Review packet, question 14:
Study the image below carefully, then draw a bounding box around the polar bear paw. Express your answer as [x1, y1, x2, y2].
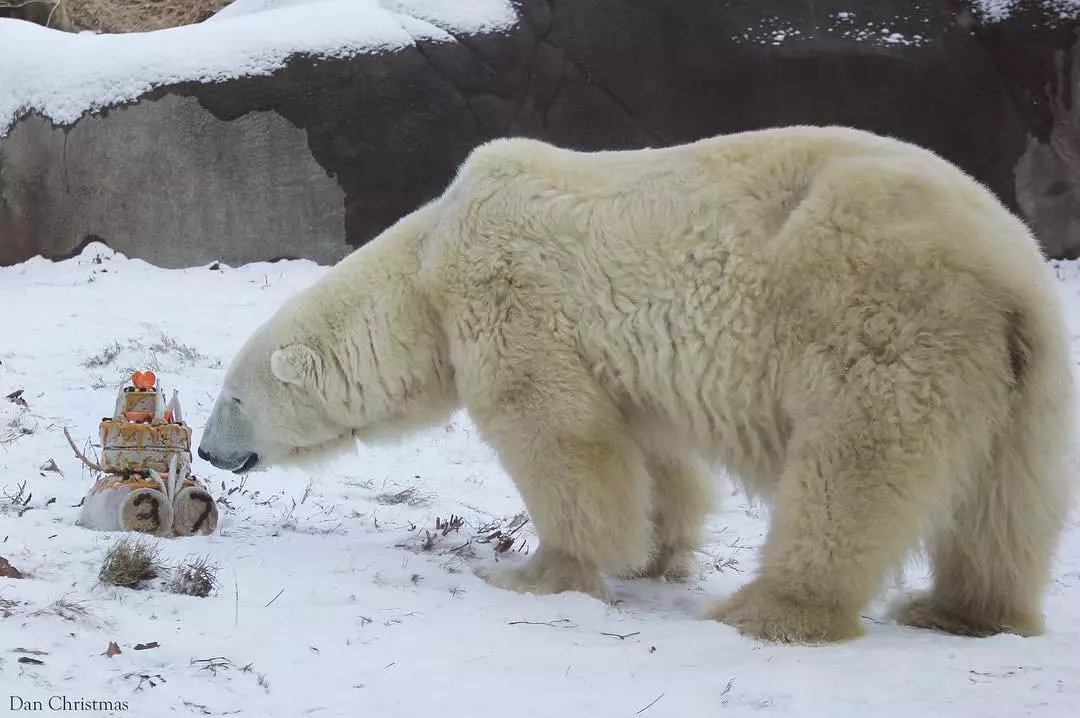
[620, 546, 695, 583]
[477, 547, 610, 602]
[705, 579, 865, 644]
[892, 592, 1043, 638]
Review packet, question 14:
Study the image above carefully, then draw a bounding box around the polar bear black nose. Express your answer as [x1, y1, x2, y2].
[197, 447, 211, 462]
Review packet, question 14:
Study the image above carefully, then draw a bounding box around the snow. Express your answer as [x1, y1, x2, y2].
[737, 2, 1080, 47]
[973, 1, 1080, 21]
[0, 242, 1078, 716]
[0, 0, 518, 137]
[973, 0, 1022, 21]
[735, 12, 930, 49]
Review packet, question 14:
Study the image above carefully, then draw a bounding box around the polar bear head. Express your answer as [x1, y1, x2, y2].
[198, 202, 457, 475]
[197, 314, 358, 474]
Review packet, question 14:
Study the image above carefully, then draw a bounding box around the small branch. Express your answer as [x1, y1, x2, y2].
[600, 631, 640, 640]
[507, 619, 574, 629]
[63, 427, 102, 472]
[636, 693, 665, 715]
[264, 588, 285, 607]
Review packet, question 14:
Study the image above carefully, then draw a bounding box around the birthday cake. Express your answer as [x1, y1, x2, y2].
[78, 371, 218, 538]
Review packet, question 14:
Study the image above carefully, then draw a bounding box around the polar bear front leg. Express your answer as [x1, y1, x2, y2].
[466, 367, 654, 601]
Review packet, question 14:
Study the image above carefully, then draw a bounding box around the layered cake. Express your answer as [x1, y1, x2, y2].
[78, 371, 219, 538]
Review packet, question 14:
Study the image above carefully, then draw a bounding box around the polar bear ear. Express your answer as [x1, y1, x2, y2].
[270, 344, 322, 388]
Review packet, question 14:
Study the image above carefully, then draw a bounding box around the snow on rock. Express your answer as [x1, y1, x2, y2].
[213, 0, 517, 34]
[735, 2, 1080, 48]
[0, 243, 1078, 716]
[973, 0, 1080, 21]
[973, 0, 1021, 21]
[734, 10, 932, 48]
[0, 0, 518, 137]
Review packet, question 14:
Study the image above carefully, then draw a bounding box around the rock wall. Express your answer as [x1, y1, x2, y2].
[3, 0, 1080, 267]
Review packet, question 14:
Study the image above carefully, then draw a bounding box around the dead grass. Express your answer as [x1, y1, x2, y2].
[1, 410, 37, 447]
[1, 480, 32, 516]
[84, 330, 219, 379]
[82, 341, 123, 368]
[169, 554, 220, 598]
[0, 0, 234, 33]
[397, 511, 531, 560]
[477, 511, 531, 554]
[29, 595, 94, 623]
[698, 534, 754, 578]
[148, 333, 206, 365]
[189, 656, 269, 692]
[0, 596, 24, 616]
[99, 535, 166, 589]
[374, 487, 435, 507]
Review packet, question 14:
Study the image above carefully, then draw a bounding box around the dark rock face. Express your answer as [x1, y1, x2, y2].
[2, 0, 1080, 267]
[0, 97, 348, 268]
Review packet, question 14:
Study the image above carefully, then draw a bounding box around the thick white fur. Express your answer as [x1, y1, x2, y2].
[200, 125, 1077, 644]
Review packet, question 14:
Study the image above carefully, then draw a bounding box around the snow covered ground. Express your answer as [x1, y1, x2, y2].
[0, 242, 1078, 716]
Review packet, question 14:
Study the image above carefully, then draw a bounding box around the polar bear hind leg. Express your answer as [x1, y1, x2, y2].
[707, 303, 1011, 643]
[893, 310, 1074, 638]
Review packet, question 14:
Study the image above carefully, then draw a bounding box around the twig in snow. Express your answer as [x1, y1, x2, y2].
[63, 427, 102, 472]
[720, 678, 736, 704]
[264, 588, 285, 607]
[2, 480, 30, 507]
[126, 672, 166, 691]
[636, 693, 665, 715]
[507, 618, 574, 629]
[600, 631, 641, 640]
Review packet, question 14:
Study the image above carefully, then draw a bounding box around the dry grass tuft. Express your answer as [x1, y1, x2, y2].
[0, 0, 234, 33]
[0, 596, 24, 617]
[82, 341, 123, 368]
[84, 330, 218, 381]
[477, 511, 531, 554]
[29, 595, 94, 623]
[1, 411, 37, 448]
[148, 332, 206, 365]
[374, 487, 435, 507]
[169, 554, 220, 598]
[99, 535, 166, 589]
[1, 480, 33, 516]
[190, 656, 268, 690]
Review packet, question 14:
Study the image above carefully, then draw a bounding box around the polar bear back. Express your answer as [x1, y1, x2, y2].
[418, 126, 1055, 487]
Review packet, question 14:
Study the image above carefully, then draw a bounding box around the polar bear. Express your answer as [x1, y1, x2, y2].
[199, 126, 1076, 644]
